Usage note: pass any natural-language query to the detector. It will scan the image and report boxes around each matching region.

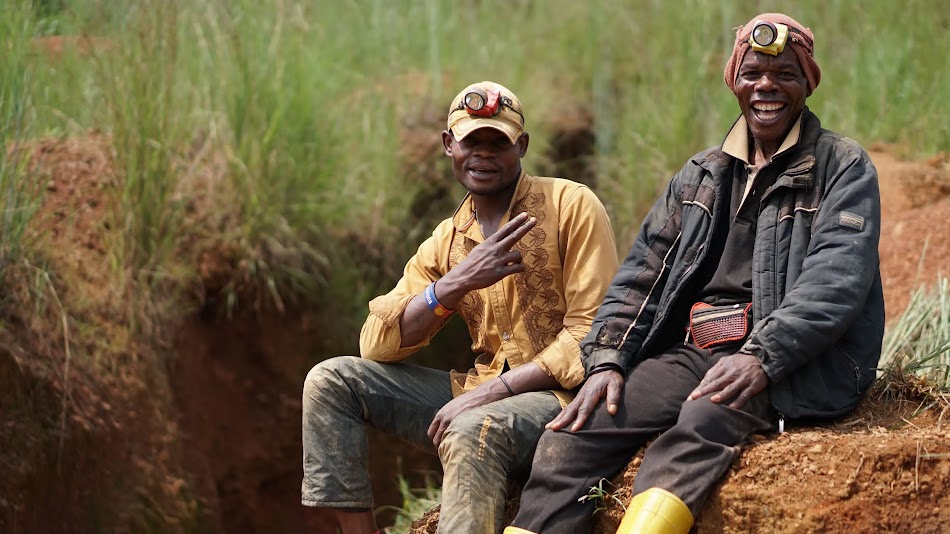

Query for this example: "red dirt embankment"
[874,146,950,320]
[2,131,948,533]
[0,134,198,532]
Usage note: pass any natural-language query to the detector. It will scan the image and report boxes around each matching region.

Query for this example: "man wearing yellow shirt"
[301,81,618,534]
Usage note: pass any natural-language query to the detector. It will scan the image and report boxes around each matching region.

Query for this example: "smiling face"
[734,49,808,158]
[442,127,529,198]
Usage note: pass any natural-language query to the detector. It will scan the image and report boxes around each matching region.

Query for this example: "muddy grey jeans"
[302,356,562,534]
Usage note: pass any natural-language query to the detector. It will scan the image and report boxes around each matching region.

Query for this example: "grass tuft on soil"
[881,278,950,391]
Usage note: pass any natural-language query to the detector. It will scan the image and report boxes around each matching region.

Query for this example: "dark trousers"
[510,344,775,534]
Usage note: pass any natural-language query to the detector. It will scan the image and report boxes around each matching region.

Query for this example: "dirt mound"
[170,313,324,532]
[588,387,949,534]
[0,134,198,532]
[408,394,950,534]
[5,128,949,534]
[538,106,597,189]
[26,134,115,289]
[873,146,950,320]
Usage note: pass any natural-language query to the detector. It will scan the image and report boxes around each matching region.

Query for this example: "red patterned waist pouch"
[688,302,753,349]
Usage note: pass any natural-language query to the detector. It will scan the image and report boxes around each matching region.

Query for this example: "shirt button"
[502,332,510,341]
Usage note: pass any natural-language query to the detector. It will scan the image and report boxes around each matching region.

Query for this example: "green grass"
[0,3,43,277]
[22,0,950,266]
[378,471,442,534]
[7,0,950,355]
[578,477,626,516]
[94,1,190,336]
[881,277,950,391]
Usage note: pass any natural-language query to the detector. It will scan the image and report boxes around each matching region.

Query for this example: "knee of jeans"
[677,395,731,435]
[438,408,501,463]
[530,428,575,467]
[303,355,362,403]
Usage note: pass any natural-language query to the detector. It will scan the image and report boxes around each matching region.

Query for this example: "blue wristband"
[423,282,454,317]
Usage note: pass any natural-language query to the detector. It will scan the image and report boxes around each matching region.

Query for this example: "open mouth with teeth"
[468,167,500,178]
[752,102,786,121]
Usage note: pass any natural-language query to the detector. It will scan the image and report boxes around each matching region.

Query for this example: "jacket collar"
[721,114,802,166]
[697,107,821,191]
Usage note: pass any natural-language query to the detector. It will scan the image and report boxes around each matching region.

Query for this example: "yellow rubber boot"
[503,528,537,534]
[616,487,694,534]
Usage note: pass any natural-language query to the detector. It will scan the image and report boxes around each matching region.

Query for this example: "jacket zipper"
[625,181,714,352]
[841,348,862,394]
[646,229,711,350]
[618,233,682,348]
[680,243,708,346]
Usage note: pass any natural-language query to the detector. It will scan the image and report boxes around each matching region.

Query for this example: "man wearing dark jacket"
[505,13,883,534]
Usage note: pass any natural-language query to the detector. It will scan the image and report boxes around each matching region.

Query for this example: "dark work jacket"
[582,108,884,419]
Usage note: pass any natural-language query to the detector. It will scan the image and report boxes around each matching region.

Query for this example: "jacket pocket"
[770,343,867,419]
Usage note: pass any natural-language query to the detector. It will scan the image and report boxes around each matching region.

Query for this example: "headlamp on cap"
[455,88,524,123]
[749,20,789,56]
[462,88,500,117]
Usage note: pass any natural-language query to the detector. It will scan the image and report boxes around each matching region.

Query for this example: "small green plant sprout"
[377,463,441,534]
[577,477,626,516]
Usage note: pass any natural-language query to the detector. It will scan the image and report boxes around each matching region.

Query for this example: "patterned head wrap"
[723,13,821,96]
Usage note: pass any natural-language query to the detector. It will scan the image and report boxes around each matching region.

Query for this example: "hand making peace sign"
[451,212,538,293]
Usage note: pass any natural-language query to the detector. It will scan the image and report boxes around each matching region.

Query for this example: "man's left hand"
[688,352,768,409]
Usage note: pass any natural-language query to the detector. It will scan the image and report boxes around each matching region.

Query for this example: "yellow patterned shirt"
[359,172,619,406]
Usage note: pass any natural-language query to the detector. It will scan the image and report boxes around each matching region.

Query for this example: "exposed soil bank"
[2,133,949,533]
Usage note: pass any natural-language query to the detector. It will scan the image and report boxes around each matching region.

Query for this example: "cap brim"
[450,116,521,144]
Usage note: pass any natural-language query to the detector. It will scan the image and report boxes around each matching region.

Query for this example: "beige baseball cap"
[447,81,525,144]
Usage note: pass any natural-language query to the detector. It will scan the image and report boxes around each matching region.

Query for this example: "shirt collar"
[721,114,803,165]
[452,170,528,239]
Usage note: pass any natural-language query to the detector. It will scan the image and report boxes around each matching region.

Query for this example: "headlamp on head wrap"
[749,20,790,56]
[725,14,821,95]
